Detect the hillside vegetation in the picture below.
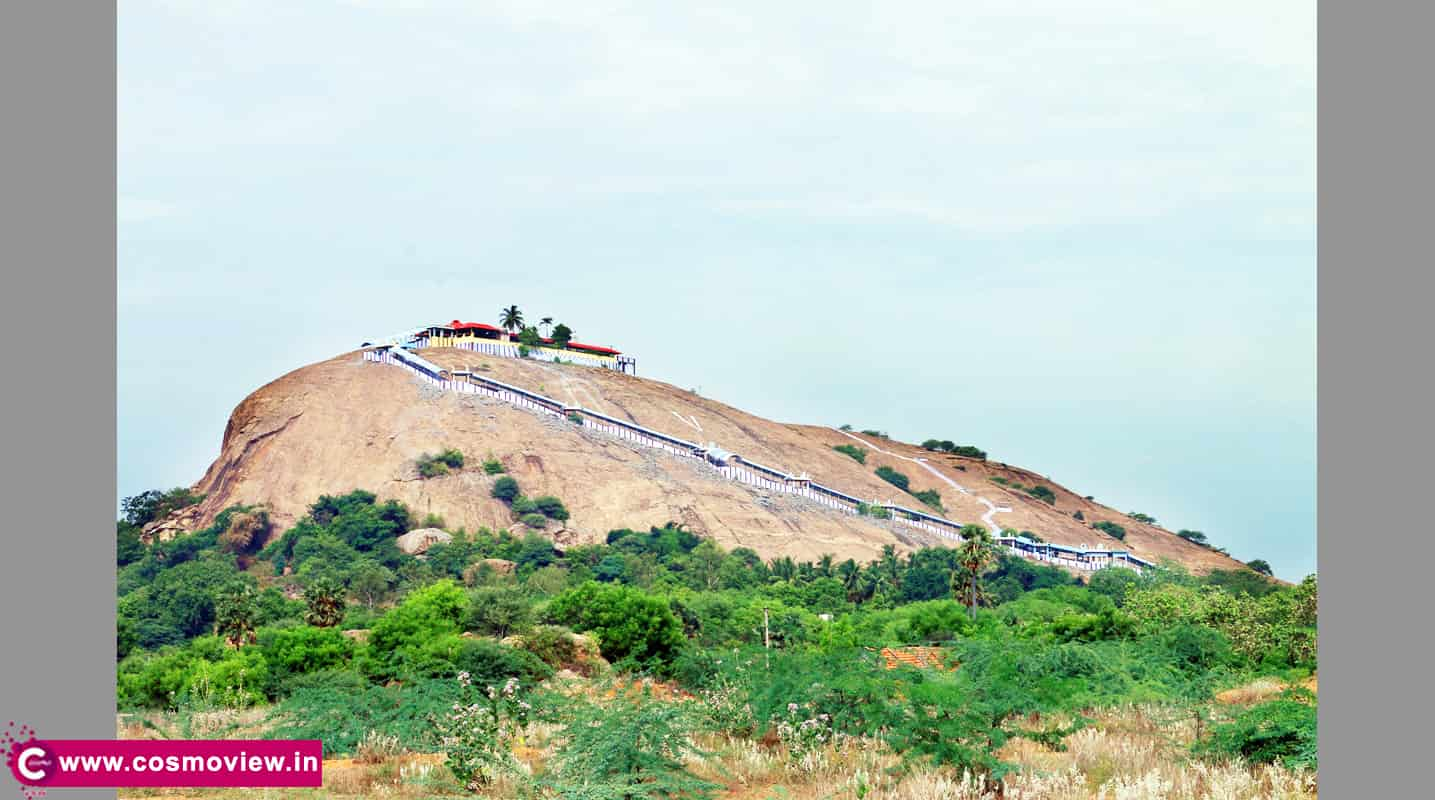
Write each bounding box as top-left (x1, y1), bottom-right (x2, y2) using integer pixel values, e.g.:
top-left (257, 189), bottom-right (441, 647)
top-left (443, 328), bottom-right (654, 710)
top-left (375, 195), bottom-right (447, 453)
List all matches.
top-left (116, 487), bottom-right (1316, 798)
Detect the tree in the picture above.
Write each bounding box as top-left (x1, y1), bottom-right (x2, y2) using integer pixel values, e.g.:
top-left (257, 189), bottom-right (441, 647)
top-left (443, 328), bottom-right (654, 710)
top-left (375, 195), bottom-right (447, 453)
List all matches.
top-left (546, 583), bottom-right (686, 668)
top-left (1176, 529), bottom-right (1209, 545)
top-left (214, 583), bottom-right (260, 647)
top-left (1246, 559), bottom-right (1274, 576)
top-left (539, 316), bottom-right (553, 336)
top-left (550, 323), bottom-right (574, 348)
top-left (490, 476), bottom-right (520, 503)
top-left (350, 562), bottom-right (395, 610)
top-left (517, 326), bottom-right (542, 347)
top-left (952, 525), bottom-right (998, 620)
top-left (303, 577), bottom-right (347, 627)
top-left (499, 305), bottom-right (524, 333)
top-left (465, 586), bottom-right (535, 638)
top-left (544, 691), bottom-right (718, 800)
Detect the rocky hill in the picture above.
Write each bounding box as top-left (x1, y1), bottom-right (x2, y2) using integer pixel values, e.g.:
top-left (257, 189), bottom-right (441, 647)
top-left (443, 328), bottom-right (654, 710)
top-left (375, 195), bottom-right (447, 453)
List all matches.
top-left (176, 349), bottom-right (1246, 572)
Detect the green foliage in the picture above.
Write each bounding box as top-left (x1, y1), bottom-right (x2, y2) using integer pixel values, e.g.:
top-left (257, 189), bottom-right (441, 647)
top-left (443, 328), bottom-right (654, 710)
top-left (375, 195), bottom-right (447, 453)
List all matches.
top-left (1128, 511), bottom-right (1157, 524)
top-left (532, 495), bottom-right (570, 521)
top-left (875, 466), bottom-right (910, 492)
top-left (912, 488), bottom-right (943, 510)
top-left (453, 640), bottom-right (553, 687)
top-left (547, 583), bottom-right (686, 670)
top-left (364, 580), bottom-right (468, 681)
top-left (521, 512), bottom-right (549, 528)
top-left (832, 444), bottom-right (866, 464)
top-left (482, 458), bottom-right (506, 475)
top-left (551, 323), bottom-right (574, 348)
top-left (491, 476), bottom-right (521, 503)
top-left (1196, 690), bottom-right (1316, 769)
top-left (1246, 559), bottom-right (1274, 576)
top-left (517, 326), bottom-right (543, 347)
top-left (1093, 520), bottom-right (1127, 540)
top-left (465, 586), bottom-right (535, 638)
top-left (258, 626), bottom-right (355, 698)
top-left (1177, 529), bottom-right (1209, 545)
top-left (855, 502), bottom-right (890, 519)
top-left (302, 578), bottom-right (347, 628)
top-left (543, 689), bottom-right (718, 800)
top-left (1026, 485), bottom-right (1056, 504)
top-left (416, 449), bottom-right (465, 478)
top-left (269, 678), bottom-right (465, 755)
top-left (860, 429), bottom-right (887, 438)
top-left (121, 487), bottom-right (204, 528)
top-left (441, 674), bottom-right (532, 789)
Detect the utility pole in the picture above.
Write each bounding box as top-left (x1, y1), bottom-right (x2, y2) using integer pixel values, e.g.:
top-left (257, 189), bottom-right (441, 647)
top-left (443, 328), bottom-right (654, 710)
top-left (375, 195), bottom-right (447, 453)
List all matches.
top-left (763, 606), bottom-right (771, 669)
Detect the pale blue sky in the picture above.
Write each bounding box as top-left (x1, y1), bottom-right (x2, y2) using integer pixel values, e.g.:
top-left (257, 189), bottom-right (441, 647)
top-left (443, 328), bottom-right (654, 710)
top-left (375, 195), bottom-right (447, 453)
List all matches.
top-left (119, 1), bottom-right (1315, 579)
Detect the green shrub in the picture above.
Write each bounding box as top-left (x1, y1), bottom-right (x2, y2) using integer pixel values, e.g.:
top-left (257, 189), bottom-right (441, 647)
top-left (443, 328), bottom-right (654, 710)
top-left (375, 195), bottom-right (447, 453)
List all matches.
top-left (912, 489), bottom-right (943, 510)
top-left (521, 513), bottom-right (549, 529)
top-left (875, 466), bottom-right (910, 492)
top-left (1093, 521), bottom-right (1127, 541)
top-left (491, 477), bottom-right (520, 503)
top-left (568, 412), bottom-right (584, 425)
top-left (861, 429), bottom-right (887, 438)
top-left (856, 502), bottom-right (891, 519)
top-left (417, 449), bottom-right (463, 478)
top-left (1127, 511), bottom-right (1156, 524)
top-left (532, 495), bottom-right (570, 521)
top-left (1027, 485), bottom-right (1056, 504)
top-left (544, 692), bottom-right (719, 800)
top-left (519, 625), bottom-right (579, 669)
top-left (452, 639), bottom-right (553, 687)
top-left (482, 458), bottom-right (505, 475)
top-left (465, 586), bottom-right (535, 638)
top-left (1196, 690), bottom-right (1316, 770)
top-left (950, 445), bottom-right (987, 459)
top-left (833, 444), bottom-right (866, 464)
top-left (547, 583), bottom-right (686, 669)
top-left (268, 678), bottom-right (465, 755)
top-left (511, 496), bottom-right (538, 515)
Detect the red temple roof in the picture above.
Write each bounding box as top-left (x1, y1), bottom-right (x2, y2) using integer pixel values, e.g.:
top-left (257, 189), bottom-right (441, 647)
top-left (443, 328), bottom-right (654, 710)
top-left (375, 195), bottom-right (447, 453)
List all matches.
top-left (568, 342), bottom-right (621, 355)
top-left (449, 320), bottom-right (503, 332)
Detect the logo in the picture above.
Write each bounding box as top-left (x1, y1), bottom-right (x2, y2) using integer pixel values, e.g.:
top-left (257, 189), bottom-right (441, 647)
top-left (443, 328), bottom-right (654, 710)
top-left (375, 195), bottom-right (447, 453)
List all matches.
top-left (3, 722), bottom-right (48, 799)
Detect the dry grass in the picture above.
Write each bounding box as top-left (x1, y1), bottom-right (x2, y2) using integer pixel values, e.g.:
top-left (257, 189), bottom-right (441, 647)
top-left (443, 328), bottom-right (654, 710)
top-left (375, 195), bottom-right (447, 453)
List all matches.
top-left (117, 702), bottom-right (1315, 800)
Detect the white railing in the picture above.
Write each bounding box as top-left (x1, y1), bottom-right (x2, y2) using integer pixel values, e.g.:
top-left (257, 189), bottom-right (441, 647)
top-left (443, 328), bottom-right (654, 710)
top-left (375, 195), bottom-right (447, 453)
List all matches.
top-left (364, 345), bottom-right (1148, 573)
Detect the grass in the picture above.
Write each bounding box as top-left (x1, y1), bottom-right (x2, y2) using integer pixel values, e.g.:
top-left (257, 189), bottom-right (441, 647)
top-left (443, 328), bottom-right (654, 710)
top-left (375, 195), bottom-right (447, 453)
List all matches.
top-left (116, 699), bottom-right (1315, 800)
top-left (833, 444), bottom-right (867, 464)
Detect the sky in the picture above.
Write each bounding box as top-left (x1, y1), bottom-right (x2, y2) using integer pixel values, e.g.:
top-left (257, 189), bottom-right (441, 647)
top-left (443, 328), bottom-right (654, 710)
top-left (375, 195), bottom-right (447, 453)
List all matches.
top-left (118, 0), bottom-right (1316, 580)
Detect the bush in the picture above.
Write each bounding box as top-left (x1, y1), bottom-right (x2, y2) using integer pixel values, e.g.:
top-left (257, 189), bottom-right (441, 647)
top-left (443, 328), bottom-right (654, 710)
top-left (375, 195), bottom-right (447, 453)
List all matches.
top-left (861, 429), bottom-right (888, 438)
top-left (482, 458), bottom-right (505, 475)
top-left (547, 583), bottom-right (686, 670)
top-left (518, 625), bottom-right (580, 669)
top-left (465, 587), bottom-right (535, 638)
top-left (1127, 511), bottom-right (1156, 524)
top-left (912, 489), bottom-right (943, 510)
top-left (1093, 521), bottom-right (1127, 541)
top-left (452, 639), bottom-right (553, 686)
top-left (417, 450), bottom-right (462, 478)
top-left (950, 445), bottom-right (987, 459)
top-left (532, 495), bottom-right (570, 521)
top-left (491, 477), bottom-right (520, 503)
top-left (510, 495), bottom-right (538, 515)
top-left (1027, 485), bottom-right (1056, 504)
top-left (875, 466), bottom-right (910, 492)
top-left (1196, 690), bottom-right (1316, 769)
top-left (833, 444), bottom-right (866, 464)
top-left (1177, 529), bottom-right (1209, 545)
top-left (856, 502), bottom-right (891, 519)
top-left (568, 412), bottom-right (584, 425)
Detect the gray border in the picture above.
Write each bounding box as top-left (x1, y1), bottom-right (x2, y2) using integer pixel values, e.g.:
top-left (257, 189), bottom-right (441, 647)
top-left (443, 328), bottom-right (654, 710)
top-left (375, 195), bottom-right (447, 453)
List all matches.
top-left (0, 2), bottom-right (117, 798)
top-left (0, 0), bottom-right (1419, 794)
top-left (1319, 1), bottom-right (1431, 795)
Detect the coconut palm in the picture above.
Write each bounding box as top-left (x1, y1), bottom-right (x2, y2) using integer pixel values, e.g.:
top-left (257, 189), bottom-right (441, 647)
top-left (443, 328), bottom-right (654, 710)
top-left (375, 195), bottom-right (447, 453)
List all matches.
top-left (499, 305), bottom-right (524, 333)
top-left (951, 524), bottom-right (998, 620)
top-left (540, 316), bottom-right (554, 336)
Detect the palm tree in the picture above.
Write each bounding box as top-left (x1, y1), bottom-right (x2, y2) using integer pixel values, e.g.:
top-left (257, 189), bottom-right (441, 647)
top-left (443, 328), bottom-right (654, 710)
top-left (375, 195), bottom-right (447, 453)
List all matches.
top-left (951, 524), bottom-right (998, 620)
top-left (303, 578), bottom-right (347, 627)
top-left (540, 317), bottom-right (554, 337)
top-left (499, 305), bottom-right (524, 334)
top-left (215, 583), bottom-right (259, 647)
top-left (817, 553), bottom-right (835, 578)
